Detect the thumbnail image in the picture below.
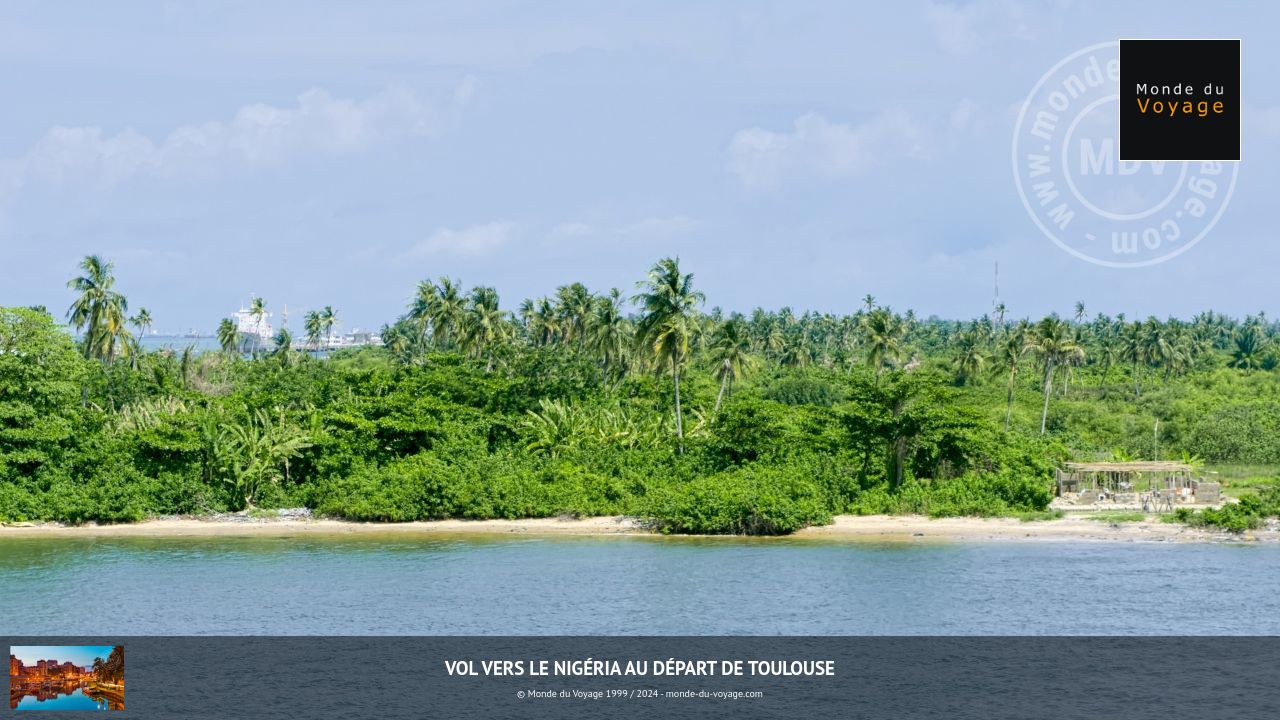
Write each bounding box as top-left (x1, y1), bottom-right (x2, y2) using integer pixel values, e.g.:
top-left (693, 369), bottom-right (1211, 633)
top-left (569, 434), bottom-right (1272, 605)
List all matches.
top-left (9, 646), bottom-right (124, 711)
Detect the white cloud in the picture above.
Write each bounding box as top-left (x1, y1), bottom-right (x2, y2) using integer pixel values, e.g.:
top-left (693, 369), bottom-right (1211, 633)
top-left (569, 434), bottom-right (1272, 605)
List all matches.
top-left (926, 1), bottom-right (1044, 55)
top-left (4, 86), bottom-right (443, 194)
top-left (927, 3), bottom-right (984, 55)
top-left (405, 221), bottom-right (516, 260)
top-left (726, 111), bottom-right (927, 191)
top-left (548, 214), bottom-right (699, 244)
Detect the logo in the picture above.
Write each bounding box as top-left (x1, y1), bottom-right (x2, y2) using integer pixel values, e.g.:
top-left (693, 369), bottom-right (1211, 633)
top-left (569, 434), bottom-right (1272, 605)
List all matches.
top-left (1119, 39), bottom-right (1240, 161)
top-left (1012, 41), bottom-right (1238, 268)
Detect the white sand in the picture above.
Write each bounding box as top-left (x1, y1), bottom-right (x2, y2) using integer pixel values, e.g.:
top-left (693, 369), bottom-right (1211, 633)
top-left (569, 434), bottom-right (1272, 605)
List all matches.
top-left (1, 513), bottom-right (1272, 542)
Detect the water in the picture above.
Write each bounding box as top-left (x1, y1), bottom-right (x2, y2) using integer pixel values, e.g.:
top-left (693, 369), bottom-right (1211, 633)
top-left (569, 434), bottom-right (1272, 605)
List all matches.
top-left (1, 535), bottom-right (1278, 635)
top-left (11, 686), bottom-right (111, 711)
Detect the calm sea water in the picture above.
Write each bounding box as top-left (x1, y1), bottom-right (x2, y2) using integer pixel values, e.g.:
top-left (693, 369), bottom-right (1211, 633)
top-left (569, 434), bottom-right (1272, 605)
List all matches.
top-left (1, 536), bottom-right (1277, 635)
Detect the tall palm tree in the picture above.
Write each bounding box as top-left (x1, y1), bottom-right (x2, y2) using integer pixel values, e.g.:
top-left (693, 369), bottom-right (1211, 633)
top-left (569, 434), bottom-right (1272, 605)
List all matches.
top-left (1119, 321), bottom-right (1149, 395)
top-left (528, 297), bottom-right (559, 346)
top-left (952, 329), bottom-right (988, 385)
top-left (303, 310), bottom-right (324, 351)
top-left (320, 305), bottom-right (338, 348)
top-left (709, 318), bottom-right (756, 413)
top-left (248, 297), bottom-right (267, 353)
top-left (555, 282), bottom-right (595, 346)
top-left (217, 318), bottom-right (240, 354)
top-left (859, 307), bottom-right (906, 382)
top-left (1025, 316), bottom-right (1084, 434)
top-left (462, 286), bottom-right (511, 370)
top-left (130, 307), bottom-right (153, 337)
top-left (408, 279), bottom-right (437, 345)
top-left (997, 321), bottom-right (1029, 430)
top-left (588, 289), bottom-right (629, 379)
top-left (431, 278), bottom-right (466, 348)
top-left (67, 254), bottom-right (132, 362)
top-left (633, 257), bottom-right (704, 447)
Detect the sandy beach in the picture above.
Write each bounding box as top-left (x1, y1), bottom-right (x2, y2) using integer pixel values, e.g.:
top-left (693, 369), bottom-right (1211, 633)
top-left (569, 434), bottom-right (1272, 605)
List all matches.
top-left (0, 513), bottom-right (1274, 543)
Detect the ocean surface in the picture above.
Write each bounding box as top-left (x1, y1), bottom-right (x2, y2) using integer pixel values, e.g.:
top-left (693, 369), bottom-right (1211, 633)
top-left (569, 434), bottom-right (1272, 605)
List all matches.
top-left (1, 535), bottom-right (1277, 635)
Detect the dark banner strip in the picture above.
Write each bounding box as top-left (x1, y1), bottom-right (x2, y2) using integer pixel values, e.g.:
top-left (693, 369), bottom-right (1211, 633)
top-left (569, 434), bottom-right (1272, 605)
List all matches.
top-left (6, 637), bottom-right (1279, 719)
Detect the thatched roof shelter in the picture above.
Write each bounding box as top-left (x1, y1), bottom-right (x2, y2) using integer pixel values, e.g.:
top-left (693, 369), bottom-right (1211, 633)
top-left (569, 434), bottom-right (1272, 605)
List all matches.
top-left (1056, 460), bottom-right (1199, 498)
top-left (1063, 461), bottom-right (1192, 473)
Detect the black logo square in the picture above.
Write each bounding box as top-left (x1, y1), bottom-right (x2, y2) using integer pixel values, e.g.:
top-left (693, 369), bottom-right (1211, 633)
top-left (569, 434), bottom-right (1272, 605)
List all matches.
top-left (1120, 39), bottom-right (1240, 161)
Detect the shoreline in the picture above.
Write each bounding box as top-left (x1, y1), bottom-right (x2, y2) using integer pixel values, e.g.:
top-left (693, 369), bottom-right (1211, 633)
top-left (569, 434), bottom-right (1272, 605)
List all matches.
top-left (0, 513), bottom-right (1274, 543)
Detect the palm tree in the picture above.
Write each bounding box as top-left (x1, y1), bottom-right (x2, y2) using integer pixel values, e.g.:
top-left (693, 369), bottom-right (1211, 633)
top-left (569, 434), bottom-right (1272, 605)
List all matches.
top-left (130, 307), bottom-right (153, 337)
top-left (1025, 316), bottom-right (1084, 434)
top-left (1119, 321), bottom-right (1149, 395)
top-left (555, 282), bottom-right (595, 346)
top-left (462, 286), bottom-right (511, 370)
top-left (997, 322), bottom-right (1028, 430)
top-left (859, 307), bottom-right (906, 382)
top-left (952, 329), bottom-right (988, 385)
top-left (588, 289), bottom-right (629, 379)
top-left (1228, 324), bottom-right (1270, 370)
top-left (709, 318), bottom-right (756, 413)
top-left (320, 306), bottom-right (338, 348)
top-left (431, 278), bottom-right (466, 348)
top-left (217, 318), bottom-right (240, 354)
top-left (1095, 322), bottom-right (1120, 388)
top-left (633, 257), bottom-right (704, 447)
top-left (408, 279), bottom-right (437, 346)
top-left (381, 323), bottom-right (411, 358)
top-left (526, 297), bottom-right (559, 346)
top-left (66, 254), bottom-right (132, 362)
top-left (303, 310), bottom-right (324, 351)
top-left (248, 297), bottom-right (267, 352)
top-left (271, 328), bottom-right (295, 366)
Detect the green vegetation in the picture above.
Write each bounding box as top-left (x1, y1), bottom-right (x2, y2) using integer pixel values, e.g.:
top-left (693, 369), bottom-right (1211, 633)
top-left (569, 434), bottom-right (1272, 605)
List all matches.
top-left (4, 255), bottom-right (1280, 534)
top-left (1085, 511), bottom-right (1149, 523)
top-left (1171, 488), bottom-right (1280, 533)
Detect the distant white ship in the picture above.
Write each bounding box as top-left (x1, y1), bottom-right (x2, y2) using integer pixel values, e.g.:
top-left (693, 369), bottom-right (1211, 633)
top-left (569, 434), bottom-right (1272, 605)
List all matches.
top-left (233, 303), bottom-right (274, 346)
top-left (230, 299), bottom-right (381, 350)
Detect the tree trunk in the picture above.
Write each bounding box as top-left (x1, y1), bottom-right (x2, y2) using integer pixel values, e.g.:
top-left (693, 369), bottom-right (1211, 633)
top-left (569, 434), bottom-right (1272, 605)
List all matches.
top-left (713, 361), bottom-right (730, 414)
top-left (672, 355), bottom-right (684, 451)
top-left (1039, 359), bottom-right (1055, 434)
top-left (1004, 366), bottom-right (1016, 431)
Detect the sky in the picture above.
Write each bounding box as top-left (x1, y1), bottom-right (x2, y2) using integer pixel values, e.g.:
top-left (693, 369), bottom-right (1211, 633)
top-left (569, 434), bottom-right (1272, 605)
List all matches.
top-left (0, 1), bottom-right (1277, 334)
top-left (11, 645), bottom-right (114, 669)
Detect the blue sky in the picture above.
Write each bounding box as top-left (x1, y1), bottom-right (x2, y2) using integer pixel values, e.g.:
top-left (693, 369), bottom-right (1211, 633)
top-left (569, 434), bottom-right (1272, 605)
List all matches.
top-left (0, 1), bottom-right (1276, 333)
top-left (11, 645), bottom-right (114, 668)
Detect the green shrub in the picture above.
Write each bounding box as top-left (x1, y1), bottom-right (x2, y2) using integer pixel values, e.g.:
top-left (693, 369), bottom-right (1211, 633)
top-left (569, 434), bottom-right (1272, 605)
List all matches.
top-left (644, 464), bottom-right (832, 535)
top-left (762, 376), bottom-right (847, 407)
top-left (848, 471), bottom-right (1053, 518)
top-left (1177, 494), bottom-right (1273, 533)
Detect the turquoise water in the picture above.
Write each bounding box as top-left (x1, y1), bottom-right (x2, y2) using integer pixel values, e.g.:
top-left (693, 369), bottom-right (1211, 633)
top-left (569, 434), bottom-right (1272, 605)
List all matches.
top-left (1, 535), bottom-right (1277, 635)
top-left (12, 687), bottom-right (110, 710)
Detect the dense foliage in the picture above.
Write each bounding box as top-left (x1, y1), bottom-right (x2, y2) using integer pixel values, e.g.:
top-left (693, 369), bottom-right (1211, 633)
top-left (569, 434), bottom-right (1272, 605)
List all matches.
top-left (4, 257), bottom-right (1280, 533)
